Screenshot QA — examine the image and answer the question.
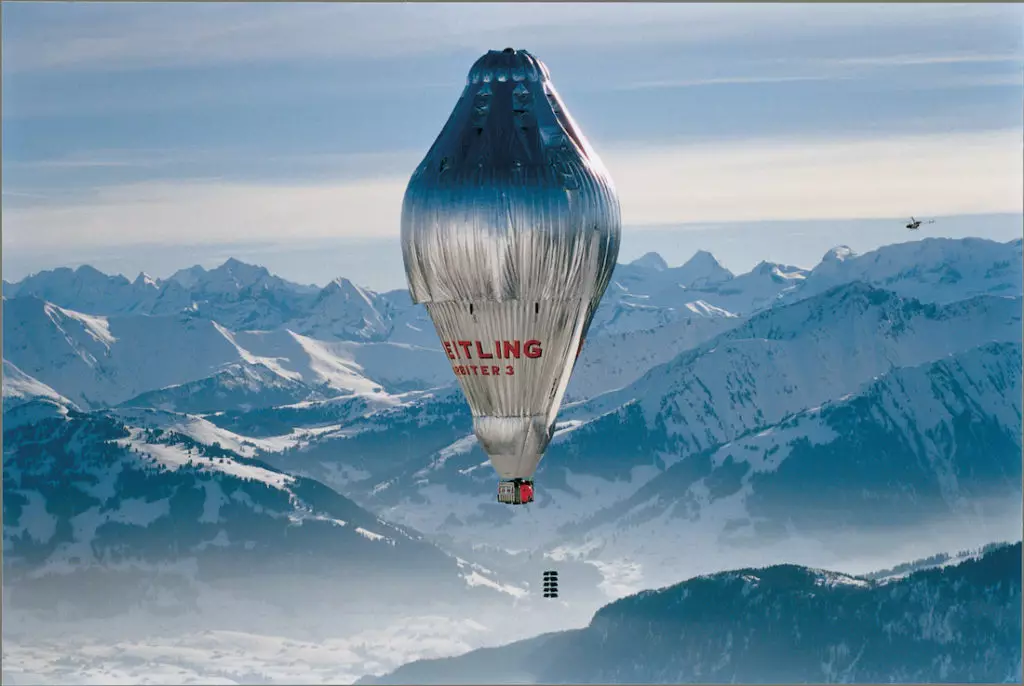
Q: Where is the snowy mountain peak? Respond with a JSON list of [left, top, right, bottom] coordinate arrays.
[[293, 277, 390, 341], [791, 236, 1021, 307], [684, 300, 739, 318], [2, 359, 74, 411], [679, 250, 729, 280], [167, 264, 207, 288], [209, 258, 272, 286], [823, 245, 856, 263], [15, 263, 132, 296], [74, 264, 119, 280], [752, 261, 809, 284], [629, 252, 669, 271], [675, 250, 733, 286], [316, 278, 382, 313], [325, 276, 368, 295], [682, 249, 723, 270], [132, 272, 159, 289]]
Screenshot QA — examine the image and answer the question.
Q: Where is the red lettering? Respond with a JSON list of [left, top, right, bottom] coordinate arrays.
[[448, 340, 544, 368], [503, 340, 521, 359], [475, 341, 493, 359]]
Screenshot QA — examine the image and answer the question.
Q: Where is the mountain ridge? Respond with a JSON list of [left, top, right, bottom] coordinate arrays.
[[361, 541, 1022, 685]]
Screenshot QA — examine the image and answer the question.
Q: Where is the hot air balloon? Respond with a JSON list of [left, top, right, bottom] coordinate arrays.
[[401, 48, 621, 505]]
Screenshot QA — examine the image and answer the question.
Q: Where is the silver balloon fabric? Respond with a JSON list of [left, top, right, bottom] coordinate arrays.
[[401, 48, 621, 480]]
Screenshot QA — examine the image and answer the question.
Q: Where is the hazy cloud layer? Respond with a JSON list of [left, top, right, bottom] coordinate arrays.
[[5, 129, 1021, 260]]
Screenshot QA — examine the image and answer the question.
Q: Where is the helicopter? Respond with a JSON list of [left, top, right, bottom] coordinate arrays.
[[905, 217, 936, 230]]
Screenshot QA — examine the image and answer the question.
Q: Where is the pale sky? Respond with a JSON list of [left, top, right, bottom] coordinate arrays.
[[3, 3, 1023, 290]]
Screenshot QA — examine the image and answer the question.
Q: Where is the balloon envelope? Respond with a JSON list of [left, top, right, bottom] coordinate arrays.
[[401, 48, 621, 481]]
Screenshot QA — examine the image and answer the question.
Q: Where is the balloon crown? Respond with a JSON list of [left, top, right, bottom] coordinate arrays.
[[466, 47, 550, 85]]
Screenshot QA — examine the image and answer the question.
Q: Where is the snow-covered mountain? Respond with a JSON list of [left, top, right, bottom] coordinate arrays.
[[2, 297, 242, 408], [628, 252, 670, 271], [337, 284, 1021, 564], [2, 295, 451, 408], [551, 341, 1022, 589], [290, 277, 394, 341], [7, 258, 400, 344], [10, 259, 324, 333], [375, 288, 442, 348], [575, 286, 1022, 457], [588, 251, 751, 336], [791, 237, 1023, 306], [565, 303, 742, 402], [4, 234, 1020, 682], [149, 258, 324, 330], [9, 238, 1015, 581], [364, 542, 1022, 685], [862, 541, 1012, 583], [587, 237, 1019, 336], [117, 361, 324, 414], [2, 399, 526, 623], [4, 265, 162, 316], [226, 328, 451, 395], [7, 237, 1015, 363], [1, 360, 74, 413]]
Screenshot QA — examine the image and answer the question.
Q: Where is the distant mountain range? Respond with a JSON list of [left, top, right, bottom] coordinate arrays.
[[362, 542, 1022, 685], [4, 237, 1018, 412], [6, 238, 1020, 572], [4, 235, 1021, 682]]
